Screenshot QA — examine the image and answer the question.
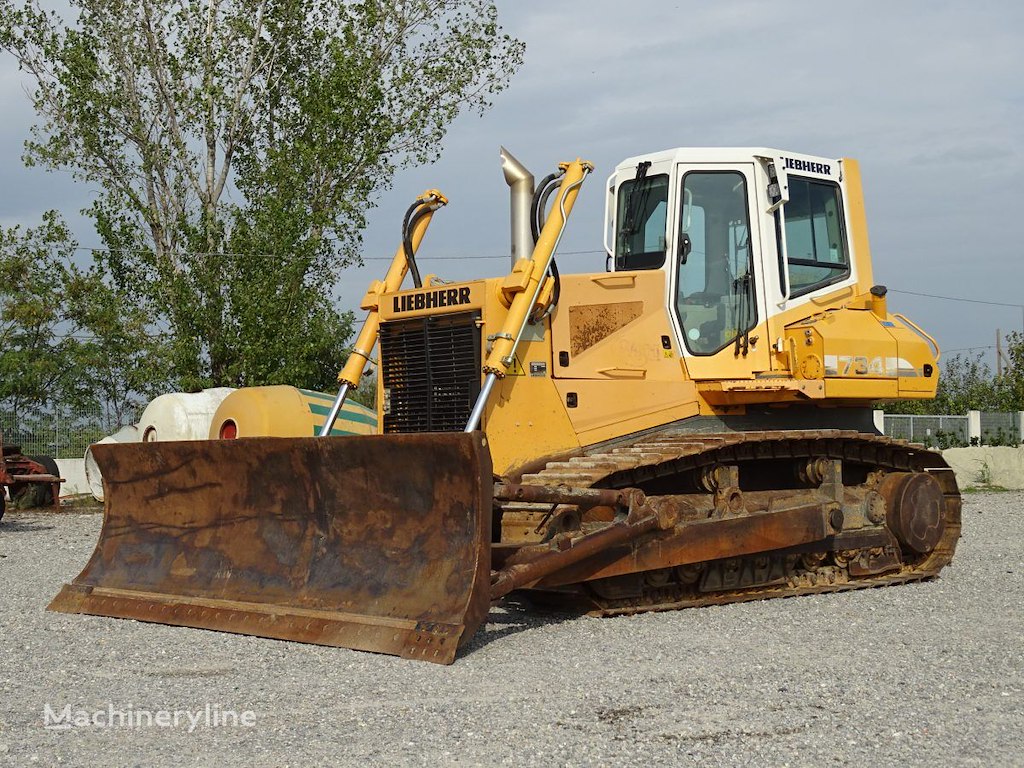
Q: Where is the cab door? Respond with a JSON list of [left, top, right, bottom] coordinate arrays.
[[670, 163, 770, 380]]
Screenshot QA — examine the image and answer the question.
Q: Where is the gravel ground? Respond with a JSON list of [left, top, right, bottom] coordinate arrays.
[[1, 492, 1021, 767]]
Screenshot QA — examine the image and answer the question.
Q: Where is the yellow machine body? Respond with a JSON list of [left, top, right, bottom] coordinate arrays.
[[374, 151, 939, 476], [52, 148, 958, 665]]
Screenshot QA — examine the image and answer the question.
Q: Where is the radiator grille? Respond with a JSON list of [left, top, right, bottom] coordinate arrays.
[[379, 312, 481, 433]]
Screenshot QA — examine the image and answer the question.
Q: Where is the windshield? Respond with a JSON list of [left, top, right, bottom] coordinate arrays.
[[781, 177, 850, 296], [615, 172, 669, 270]]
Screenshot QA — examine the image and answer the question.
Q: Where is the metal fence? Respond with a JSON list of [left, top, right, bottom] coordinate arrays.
[[882, 411, 1023, 448], [0, 406, 131, 459], [4, 403, 1022, 457], [883, 414, 970, 448], [980, 411, 1020, 446]]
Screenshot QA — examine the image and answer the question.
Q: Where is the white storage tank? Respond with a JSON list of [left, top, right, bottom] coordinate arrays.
[[86, 388, 235, 501], [138, 387, 236, 443], [83, 423, 139, 502]]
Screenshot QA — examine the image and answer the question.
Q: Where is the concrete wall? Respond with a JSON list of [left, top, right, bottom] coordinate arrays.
[[942, 446, 1024, 490]]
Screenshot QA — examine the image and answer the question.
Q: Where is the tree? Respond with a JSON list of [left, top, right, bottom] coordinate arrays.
[[0, 211, 166, 432], [0, 0, 523, 389], [932, 352, 1003, 414], [63, 261, 175, 428], [0, 212, 80, 418], [995, 331, 1024, 411]]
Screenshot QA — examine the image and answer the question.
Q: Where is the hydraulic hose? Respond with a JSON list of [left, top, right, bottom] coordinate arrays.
[[530, 172, 563, 313], [401, 200, 425, 289], [530, 173, 560, 243], [403, 206, 434, 289]]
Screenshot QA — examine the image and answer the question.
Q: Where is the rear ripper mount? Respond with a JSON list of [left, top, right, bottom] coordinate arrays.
[[50, 430, 958, 664]]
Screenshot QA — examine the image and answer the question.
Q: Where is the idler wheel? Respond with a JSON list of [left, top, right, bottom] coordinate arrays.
[[879, 472, 945, 554]]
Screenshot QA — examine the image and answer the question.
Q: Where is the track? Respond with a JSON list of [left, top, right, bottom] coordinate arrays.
[[510, 429, 962, 615]]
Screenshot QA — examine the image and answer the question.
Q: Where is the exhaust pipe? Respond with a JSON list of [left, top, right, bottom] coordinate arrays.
[[500, 147, 535, 269]]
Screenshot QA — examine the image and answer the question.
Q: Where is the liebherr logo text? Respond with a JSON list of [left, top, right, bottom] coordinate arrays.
[[783, 157, 832, 175], [393, 286, 471, 313]]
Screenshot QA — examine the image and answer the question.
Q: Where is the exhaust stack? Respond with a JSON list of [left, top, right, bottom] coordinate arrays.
[[500, 147, 535, 269]]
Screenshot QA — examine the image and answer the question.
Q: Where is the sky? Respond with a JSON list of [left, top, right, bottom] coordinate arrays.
[[1, 1, 1022, 367]]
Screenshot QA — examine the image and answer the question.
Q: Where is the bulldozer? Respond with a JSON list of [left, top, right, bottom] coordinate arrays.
[[50, 147, 959, 664]]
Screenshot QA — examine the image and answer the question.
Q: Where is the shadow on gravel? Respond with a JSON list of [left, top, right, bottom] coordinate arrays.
[[0, 517, 56, 533], [461, 596, 582, 657]]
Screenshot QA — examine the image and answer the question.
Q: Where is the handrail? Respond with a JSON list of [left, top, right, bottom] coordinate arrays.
[[602, 170, 616, 263], [894, 313, 941, 362]]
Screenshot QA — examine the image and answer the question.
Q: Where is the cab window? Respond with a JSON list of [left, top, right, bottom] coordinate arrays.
[[615, 174, 668, 270], [782, 177, 849, 296], [676, 171, 757, 355]]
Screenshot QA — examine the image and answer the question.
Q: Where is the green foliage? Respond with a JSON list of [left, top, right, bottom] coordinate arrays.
[[0, 211, 168, 426], [62, 261, 174, 425], [917, 429, 967, 450], [974, 459, 993, 488], [0, 212, 79, 416], [933, 352, 1002, 413], [996, 331, 1024, 411], [0, 0, 523, 389]]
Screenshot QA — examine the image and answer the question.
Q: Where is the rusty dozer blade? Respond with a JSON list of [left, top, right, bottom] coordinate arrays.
[[49, 432, 493, 664]]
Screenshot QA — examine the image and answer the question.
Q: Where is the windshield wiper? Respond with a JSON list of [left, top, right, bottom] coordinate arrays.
[[620, 160, 652, 238], [732, 272, 754, 357]]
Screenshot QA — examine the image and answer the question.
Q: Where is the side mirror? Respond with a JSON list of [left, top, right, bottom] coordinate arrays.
[[678, 232, 692, 264]]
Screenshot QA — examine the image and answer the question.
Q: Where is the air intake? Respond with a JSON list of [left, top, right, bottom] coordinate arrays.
[[379, 312, 481, 433]]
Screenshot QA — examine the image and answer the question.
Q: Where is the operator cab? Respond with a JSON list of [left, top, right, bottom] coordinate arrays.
[[605, 148, 858, 375]]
